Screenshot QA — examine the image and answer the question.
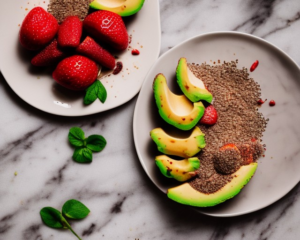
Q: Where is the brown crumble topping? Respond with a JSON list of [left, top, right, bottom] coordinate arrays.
[[188, 61, 267, 194], [47, 0, 92, 23]]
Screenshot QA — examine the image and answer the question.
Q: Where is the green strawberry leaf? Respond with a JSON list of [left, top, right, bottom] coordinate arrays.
[[62, 199, 90, 220], [86, 135, 107, 152], [72, 147, 93, 163], [68, 127, 85, 147], [84, 80, 107, 105]]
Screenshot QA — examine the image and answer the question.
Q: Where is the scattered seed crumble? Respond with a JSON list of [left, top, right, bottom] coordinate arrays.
[[47, 0, 92, 23], [188, 61, 267, 194]]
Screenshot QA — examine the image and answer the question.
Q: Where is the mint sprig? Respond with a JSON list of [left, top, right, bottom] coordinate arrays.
[[84, 80, 107, 105], [68, 127, 107, 163], [40, 199, 90, 240]]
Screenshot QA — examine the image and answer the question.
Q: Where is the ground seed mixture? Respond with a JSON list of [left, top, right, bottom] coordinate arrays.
[[188, 61, 267, 194], [48, 0, 92, 23]]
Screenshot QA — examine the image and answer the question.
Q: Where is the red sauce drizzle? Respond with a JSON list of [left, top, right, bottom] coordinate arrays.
[[250, 60, 259, 72], [113, 61, 123, 75]]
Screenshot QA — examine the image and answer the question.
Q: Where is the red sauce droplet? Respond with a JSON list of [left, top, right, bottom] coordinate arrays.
[[170, 162, 173, 164], [257, 99, 266, 105], [250, 60, 259, 72], [131, 49, 140, 55], [113, 61, 123, 75], [269, 100, 276, 106]]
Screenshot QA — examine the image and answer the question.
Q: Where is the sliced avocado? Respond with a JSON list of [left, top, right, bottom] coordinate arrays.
[[155, 155, 200, 182], [90, 0, 145, 16], [176, 58, 213, 103], [153, 74, 205, 131], [150, 127, 206, 158], [167, 163, 257, 207]]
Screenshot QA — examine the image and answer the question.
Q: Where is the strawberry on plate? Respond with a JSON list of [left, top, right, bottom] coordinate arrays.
[[199, 105, 218, 125], [76, 36, 115, 70], [83, 10, 128, 51], [52, 55, 99, 91], [31, 39, 67, 66], [19, 7, 58, 51], [58, 16, 82, 48]]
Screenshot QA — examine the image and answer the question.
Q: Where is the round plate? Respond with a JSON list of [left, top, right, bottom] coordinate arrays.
[[0, 0, 160, 116], [133, 31, 300, 217]]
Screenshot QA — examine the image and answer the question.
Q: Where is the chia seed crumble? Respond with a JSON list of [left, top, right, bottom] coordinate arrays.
[[188, 61, 267, 194]]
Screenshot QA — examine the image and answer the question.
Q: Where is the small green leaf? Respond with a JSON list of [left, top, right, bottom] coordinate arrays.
[[84, 81, 98, 105], [68, 127, 85, 147], [62, 199, 90, 220], [96, 81, 107, 103], [40, 207, 64, 229], [72, 147, 93, 163], [86, 135, 107, 152], [84, 80, 107, 105]]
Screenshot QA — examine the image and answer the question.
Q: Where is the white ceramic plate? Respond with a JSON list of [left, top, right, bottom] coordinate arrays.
[[0, 0, 160, 116], [133, 32, 300, 217]]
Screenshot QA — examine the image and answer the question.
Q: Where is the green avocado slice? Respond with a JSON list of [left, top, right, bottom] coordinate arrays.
[[176, 58, 213, 103], [153, 73, 205, 131], [90, 0, 145, 17], [150, 127, 206, 158], [155, 155, 200, 182], [167, 163, 257, 207]]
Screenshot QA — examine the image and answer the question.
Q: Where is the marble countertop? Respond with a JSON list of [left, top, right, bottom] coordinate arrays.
[[1, 0, 300, 239]]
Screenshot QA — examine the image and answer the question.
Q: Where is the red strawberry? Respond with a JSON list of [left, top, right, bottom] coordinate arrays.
[[31, 39, 67, 66], [200, 105, 218, 125], [83, 11, 128, 51], [52, 55, 98, 91], [19, 7, 58, 51], [76, 36, 115, 70], [58, 16, 82, 48]]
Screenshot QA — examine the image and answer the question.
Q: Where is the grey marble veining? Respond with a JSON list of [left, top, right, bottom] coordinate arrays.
[[1, 0, 300, 239]]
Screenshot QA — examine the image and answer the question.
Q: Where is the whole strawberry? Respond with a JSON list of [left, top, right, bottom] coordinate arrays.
[[19, 7, 58, 51], [31, 39, 67, 66], [52, 55, 98, 91], [83, 10, 128, 51], [58, 16, 82, 48], [199, 105, 218, 125], [76, 36, 115, 70]]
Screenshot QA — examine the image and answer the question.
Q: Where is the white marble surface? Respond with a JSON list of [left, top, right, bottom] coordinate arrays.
[[1, 0, 300, 239]]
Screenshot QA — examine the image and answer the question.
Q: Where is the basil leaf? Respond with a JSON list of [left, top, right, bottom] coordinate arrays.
[[84, 80, 107, 105], [84, 81, 98, 105], [97, 81, 107, 103], [62, 199, 90, 220], [40, 207, 64, 229], [68, 127, 85, 147], [72, 147, 93, 163], [86, 135, 107, 152]]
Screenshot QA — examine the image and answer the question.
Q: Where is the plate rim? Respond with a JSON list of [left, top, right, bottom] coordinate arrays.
[[0, 0, 161, 117], [132, 30, 300, 217]]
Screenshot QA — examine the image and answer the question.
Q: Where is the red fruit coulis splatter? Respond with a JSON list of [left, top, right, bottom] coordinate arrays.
[[131, 49, 140, 55], [257, 99, 267, 105], [269, 100, 276, 106], [113, 61, 123, 75], [250, 60, 259, 72]]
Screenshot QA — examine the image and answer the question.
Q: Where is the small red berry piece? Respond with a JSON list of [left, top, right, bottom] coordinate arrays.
[[76, 36, 115, 70], [269, 100, 276, 106], [257, 99, 265, 105], [250, 60, 259, 72], [31, 39, 67, 66], [131, 49, 140, 55], [199, 105, 218, 125], [58, 16, 82, 48], [52, 55, 98, 91], [113, 61, 123, 75]]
